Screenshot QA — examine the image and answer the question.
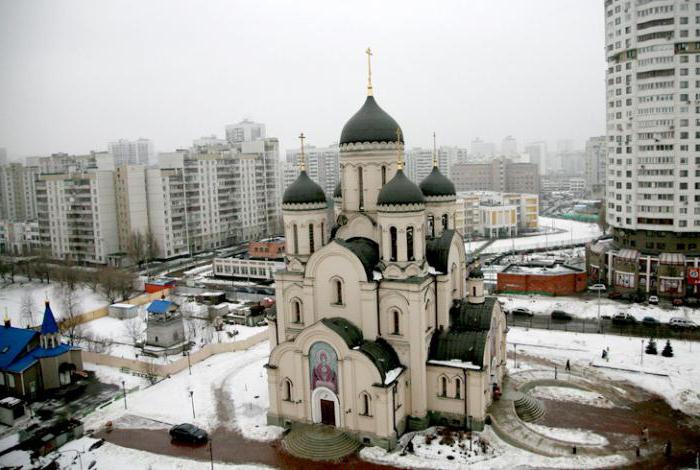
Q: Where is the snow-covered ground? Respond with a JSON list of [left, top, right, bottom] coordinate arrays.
[[524, 423, 608, 447], [81, 341, 281, 441], [508, 327, 700, 416], [360, 426, 626, 469], [529, 386, 615, 409], [2, 436, 271, 470], [479, 217, 602, 255], [499, 294, 700, 323], [0, 279, 108, 327]]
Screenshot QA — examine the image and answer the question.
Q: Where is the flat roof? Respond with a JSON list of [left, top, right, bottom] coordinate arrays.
[[502, 263, 583, 275]]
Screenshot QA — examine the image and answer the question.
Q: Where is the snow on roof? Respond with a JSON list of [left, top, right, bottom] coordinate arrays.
[[0, 397, 22, 407], [384, 367, 403, 385], [109, 303, 136, 309], [503, 263, 582, 275], [428, 359, 482, 370]]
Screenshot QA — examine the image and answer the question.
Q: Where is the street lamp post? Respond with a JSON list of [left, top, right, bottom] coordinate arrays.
[[190, 390, 196, 419], [641, 339, 644, 367], [513, 343, 517, 369], [122, 380, 127, 410], [186, 351, 192, 375]]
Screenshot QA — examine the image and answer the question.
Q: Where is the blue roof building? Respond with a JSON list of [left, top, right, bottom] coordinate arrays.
[[0, 301, 83, 400]]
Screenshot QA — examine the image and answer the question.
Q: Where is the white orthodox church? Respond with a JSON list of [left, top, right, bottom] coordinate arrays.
[[265, 62, 507, 450]]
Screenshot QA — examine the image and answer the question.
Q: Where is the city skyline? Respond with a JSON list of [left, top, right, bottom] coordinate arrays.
[[0, 0, 605, 159]]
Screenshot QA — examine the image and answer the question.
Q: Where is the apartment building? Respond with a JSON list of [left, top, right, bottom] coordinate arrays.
[[0, 163, 38, 221], [114, 164, 149, 251], [225, 119, 265, 144], [36, 170, 119, 264], [108, 138, 153, 166], [451, 158, 540, 194], [285, 143, 339, 196], [584, 136, 607, 197], [0, 220, 40, 255], [404, 146, 466, 183], [587, 0, 700, 298]]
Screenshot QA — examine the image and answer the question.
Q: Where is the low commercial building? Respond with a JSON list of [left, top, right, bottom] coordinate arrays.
[[108, 303, 139, 319], [455, 192, 539, 239], [497, 262, 587, 296], [587, 241, 698, 299], [248, 236, 285, 259]]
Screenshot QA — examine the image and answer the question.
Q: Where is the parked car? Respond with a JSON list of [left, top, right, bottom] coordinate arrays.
[[648, 296, 659, 305], [612, 313, 637, 325], [601, 313, 612, 320], [169, 423, 208, 444], [669, 317, 698, 329], [607, 291, 623, 300], [550, 310, 572, 321], [641, 316, 659, 327], [672, 298, 684, 307], [590, 283, 606, 291], [511, 307, 534, 317]]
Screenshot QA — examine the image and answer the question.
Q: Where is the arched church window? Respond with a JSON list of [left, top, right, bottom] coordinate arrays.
[[441, 376, 448, 397], [427, 216, 435, 238], [406, 226, 414, 261], [309, 224, 315, 254], [390, 227, 398, 261], [292, 300, 301, 323], [472, 286, 477, 297], [293, 224, 299, 254], [361, 392, 371, 416], [333, 279, 343, 305], [455, 378, 461, 399], [442, 213, 449, 231], [392, 309, 400, 335], [358, 167, 364, 210], [321, 222, 325, 244], [451, 263, 458, 293], [284, 379, 293, 401], [381, 165, 387, 185]]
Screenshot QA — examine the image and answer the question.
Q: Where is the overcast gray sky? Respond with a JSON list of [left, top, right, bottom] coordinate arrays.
[[0, 0, 605, 159]]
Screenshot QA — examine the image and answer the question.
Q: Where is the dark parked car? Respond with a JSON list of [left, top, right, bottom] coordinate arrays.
[[607, 291, 623, 300], [550, 310, 572, 321], [672, 298, 684, 307], [169, 424, 208, 444], [641, 316, 659, 327], [511, 307, 534, 317], [612, 313, 637, 326]]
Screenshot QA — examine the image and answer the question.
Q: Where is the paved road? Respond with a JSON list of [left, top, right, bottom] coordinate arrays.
[[506, 314, 700, 341]]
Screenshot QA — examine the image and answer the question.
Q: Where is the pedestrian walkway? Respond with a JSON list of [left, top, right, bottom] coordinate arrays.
[[488, 370, 633, 458]]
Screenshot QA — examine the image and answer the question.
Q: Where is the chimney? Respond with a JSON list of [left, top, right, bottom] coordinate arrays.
[[3, 313, 10, 328]]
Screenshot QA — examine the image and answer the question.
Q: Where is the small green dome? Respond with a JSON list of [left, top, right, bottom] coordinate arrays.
[[420, 166, 456, 197], [340, 96, 403, 146], [377, 170, 424, 206], [282, 171, 327, 205]]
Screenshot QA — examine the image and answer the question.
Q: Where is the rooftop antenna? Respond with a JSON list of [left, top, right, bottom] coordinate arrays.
[[365, 47, 373, 96], [298, 132, 306, 171]]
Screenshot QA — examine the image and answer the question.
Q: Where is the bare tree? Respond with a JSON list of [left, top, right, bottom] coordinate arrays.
[[20, 292, 37, 328], [124, 317, 145, 345], [115, 270, 137, 301], [82, 331, 115, 354], [57, 285, 83, 345], [96, 266, 119, 303], [56, 260, 79, 292], [597, 205, 609, 235], [126, 231, 146, 268]]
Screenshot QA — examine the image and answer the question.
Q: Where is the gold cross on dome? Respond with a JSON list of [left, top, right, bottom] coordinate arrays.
[[366, 47, 373, 96], [396, 128, 403, 170], [298, 132, 306, 171]]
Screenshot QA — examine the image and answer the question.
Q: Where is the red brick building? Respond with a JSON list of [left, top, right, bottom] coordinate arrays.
[[497, 263, 587, 296], [249, 237, 285, 260]]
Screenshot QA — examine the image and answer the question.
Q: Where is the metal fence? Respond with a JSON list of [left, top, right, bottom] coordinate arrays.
[[506, 314, 700, 341]]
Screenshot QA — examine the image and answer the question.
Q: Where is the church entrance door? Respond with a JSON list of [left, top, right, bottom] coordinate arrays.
[[320, 399, 335, 426]]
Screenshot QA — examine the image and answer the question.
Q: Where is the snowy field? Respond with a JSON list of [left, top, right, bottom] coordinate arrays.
[[524, 423, 608, 447], [529, 386, 615, 409], [478, 217, 602, 255], [0, 279, 108, 327], [508, 327, 700, 416], [499, 293, 700, 323]]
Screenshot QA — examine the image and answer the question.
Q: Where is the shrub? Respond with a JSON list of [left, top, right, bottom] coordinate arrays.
[[645, 338, 657, 355], [661, 340, 674, 357]]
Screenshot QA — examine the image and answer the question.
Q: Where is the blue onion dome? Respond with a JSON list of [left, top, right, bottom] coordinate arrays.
[[340, 96, 403, 146], [282, 171, 327, 207], [377, 169, 425, 207], [420, 166, 456, 199]]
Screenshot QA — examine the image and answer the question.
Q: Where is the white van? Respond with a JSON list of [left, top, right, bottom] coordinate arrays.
[[669, 317, 697, 329]]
